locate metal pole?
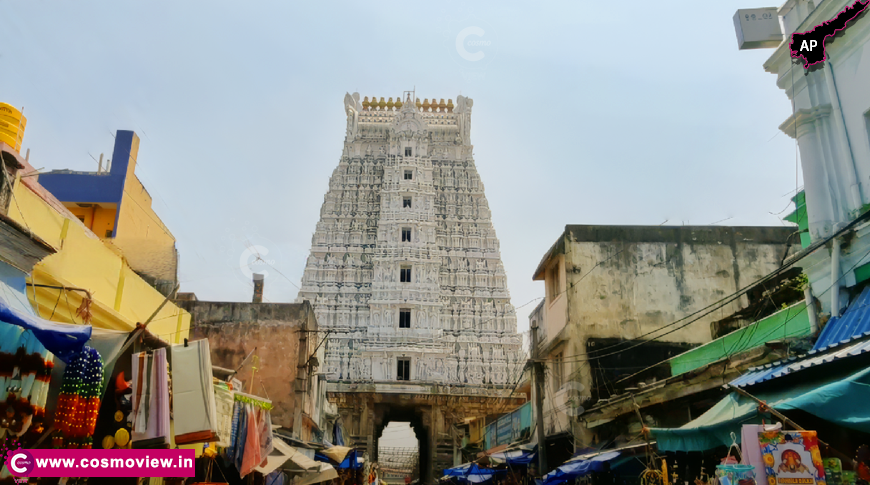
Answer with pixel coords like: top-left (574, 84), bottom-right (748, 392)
top-left (532, 321), bottom-right (547, 475)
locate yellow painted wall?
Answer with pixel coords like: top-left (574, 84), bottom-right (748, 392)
top-left (6, 175), bottom-right (190, 343)
top-left (111, 135), bottom-right (177, 282)
top-left (65, 206), bottom-right (116, 238)
top-left (93, 206), bottom-right (117, 238)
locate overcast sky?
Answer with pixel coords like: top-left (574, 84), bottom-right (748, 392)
top-left (3, 1), bottom-right (799, 337)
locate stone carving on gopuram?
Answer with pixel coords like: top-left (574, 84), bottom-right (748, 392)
top-left (298, 93), bottom-right (523, 395)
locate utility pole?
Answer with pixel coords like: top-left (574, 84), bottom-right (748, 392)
top-left (531, 321), bottom-right (547, 476)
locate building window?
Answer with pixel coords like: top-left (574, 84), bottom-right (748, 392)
top-left (547, 262), bottom-right (561, 302)
top-left (397, 358), bottom-right (411, 380)
top-left (399, 309), bottom-right (411, 328)
top-left (401, 227), bottom-right (412, 242)
top-left (76, 216), bottom-right (85, 223)
top-left (552, 352), bottom-right (563, 389)
top-left (105, 230), bottom-right (113, 238)
top-left (403, 197), bottom-right (412, 208)
top-left (400, 265), bottom-right (412, 283)
top-left (404, 170), bottom-right (413, 180)
top-left (405, 147), bottom-right (412, 157)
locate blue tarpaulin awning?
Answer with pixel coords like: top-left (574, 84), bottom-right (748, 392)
top-left (0, 270), bottom-right (91, 363)
top-left (542, 451), bottom-right (621, 485)
top-left (444, 463), bottom-right (473, 477)
top-left (488, 444), bottom-right (537, 465)
top-left (443, 464), bottom-right (507, 483)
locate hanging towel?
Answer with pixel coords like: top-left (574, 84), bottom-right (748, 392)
top-left (131, 349), bottom-right (170, 447)
top-left (241, 404), bottom-right (263, 477)
top-left (214, 383), bottom-right (235, 447)
top-left (171, 340), bottom-right (218, 444)
top-left (258, 406), bottom-right (273, 461)
top-left (228, 400), bottom-right (241, 456)
top-left (233, 402), bottom-right (248, 473)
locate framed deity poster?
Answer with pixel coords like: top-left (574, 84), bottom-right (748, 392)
top-left (759, 431), bottom-right (827, 485)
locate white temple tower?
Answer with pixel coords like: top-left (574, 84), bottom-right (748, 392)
top-left (298, 93), bottom-right (522, 392)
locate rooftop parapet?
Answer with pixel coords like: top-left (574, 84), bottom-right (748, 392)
top-left (362, 96), bottom-right (455, 113)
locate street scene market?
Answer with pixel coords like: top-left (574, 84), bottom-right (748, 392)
top-left (2, 0), bottom-right (870, 483)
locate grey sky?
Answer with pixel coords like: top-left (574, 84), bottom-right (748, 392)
top-left (2, 1), bottom-right (799, 334)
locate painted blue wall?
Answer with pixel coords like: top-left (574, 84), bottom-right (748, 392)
top-left (37, 130), bottom-right (134, 206)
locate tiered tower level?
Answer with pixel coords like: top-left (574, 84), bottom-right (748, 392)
top-left (298, 93), bottom-right (522, 393)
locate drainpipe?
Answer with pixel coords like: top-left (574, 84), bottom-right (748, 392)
top-left (831, 235), bottom-right (842, 317)
top-left (824, 61), bottom-right (863, 212)
top-left (804, 285), bottom-right (819, 333)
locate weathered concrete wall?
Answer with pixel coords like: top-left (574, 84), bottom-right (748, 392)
top-left (178, 300), bottom-right (316, 430)
top-left (533, 225), bottom-right (796, 445)
top-left (563, 225), bottom-right (795, 345)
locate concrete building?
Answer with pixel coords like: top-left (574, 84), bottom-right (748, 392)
top-left (177, 293), bottom-right (327, 443)
top-left (297, 93), bottom-right (525, 479)
top-left (530, 225), bottom-right (796, 449)
top-left (1, 138), bottom-right (190, 341)
top-left (741, 0), bottom-right (870, 317)
top-left (37, 131), bottom-right (178, 294)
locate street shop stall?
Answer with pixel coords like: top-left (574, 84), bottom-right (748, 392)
top-left (442, 463), bottom-right (508, 484)
top-left (644, 301), bottom-right (870, 485)
top-left (315, 445), bottom-right (363, 485)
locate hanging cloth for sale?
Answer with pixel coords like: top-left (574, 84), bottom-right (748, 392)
top-left (54, 346), bottom-right (103, 449)
top-left (232, 391), bottom-right (273, 478)
top-left (213, 381), bottom-right (235, 448)
top-left (0, 323), bottom-right (53, 440)
top-left (131, 348), bottom-right (170, 448)
top-left (171, 339), bottom-right (218, 445)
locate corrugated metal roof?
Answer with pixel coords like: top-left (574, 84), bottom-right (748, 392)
top-left (814, 286), bottom-right (870, 350)
top-left (730, 336), bottom-right (870, 388)
top-left (727, 284), bottom-right (870, 388)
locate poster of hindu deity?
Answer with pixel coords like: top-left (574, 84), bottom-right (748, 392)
top-left (759, 431), bottom-right (827, 485)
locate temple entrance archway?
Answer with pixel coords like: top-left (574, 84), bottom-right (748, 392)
top-left (375, 418), bottom-right (423, 484)
top-left (329, 389), bottom-right (528, 483)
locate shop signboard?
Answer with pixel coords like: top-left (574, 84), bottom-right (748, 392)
top-left (485, 402), bottom-right (533, 450)
top-left (759, 431), bottom-right (826, 485)
top-left (496, 415), bottom-right (512, 446)
top-left (485, 420), bottom-right (497, 450)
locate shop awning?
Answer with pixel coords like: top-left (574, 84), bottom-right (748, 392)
top-left (488, 445), bottom-right (536, 465)
top-left (543, 451), bottom-right (621, 485)
top-left (444, 463), bottom-right (474, 477)
top-left (650, 365), bottom-right (870, 452)
top-left (295, 463), bottom-right (339, 485)
top-left (321, 445), bottom-right (353, 464)
top-left (442, 464), bottom-right (507, 483)
top-left (0, 286), bottom-right (91, 363)
top-left (255, 437), bottom-right (323, 476)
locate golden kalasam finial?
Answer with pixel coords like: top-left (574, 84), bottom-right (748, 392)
top-left (362, 97), bottom-right (371, 110)
top-left (378, 97), bottom-right (387, 110)
top-left (438, 99), bottom-right (447, 111)
top-left (447, 99), bottom-right (454, 112)
top-left (387, 97), bottom-right (395, 110)
top-left (415, 98), bottom-right (422, 110)
top-left (422, 99), bottom-right (431, 111)
top-left (395, 97), bottom-right (403, 109)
